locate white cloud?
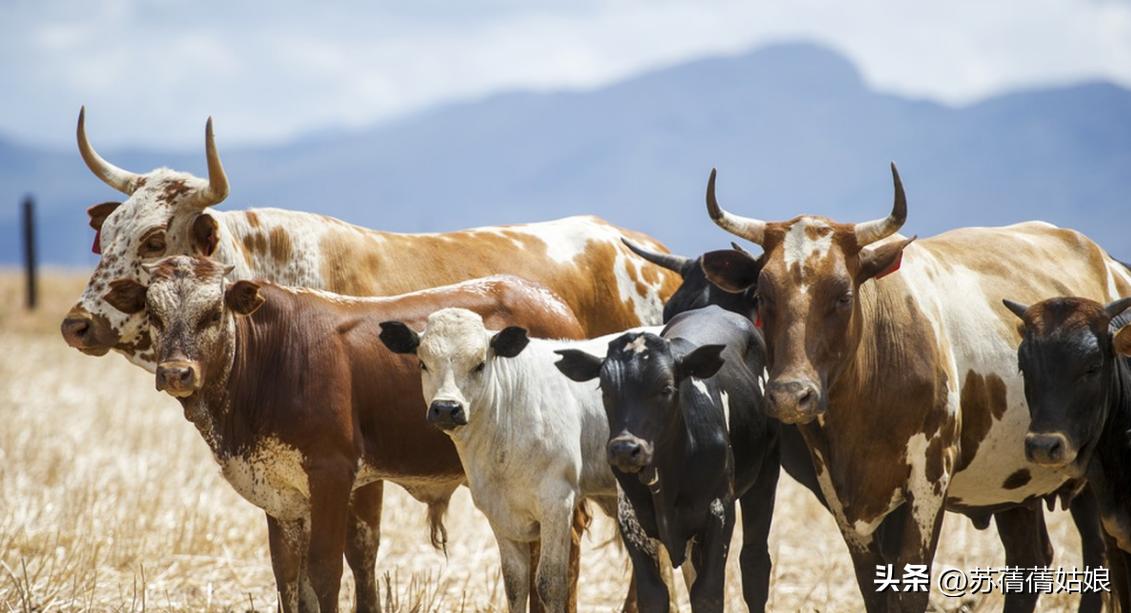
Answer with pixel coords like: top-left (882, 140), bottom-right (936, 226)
top-left (2, 0), bottom-right (1130, 149)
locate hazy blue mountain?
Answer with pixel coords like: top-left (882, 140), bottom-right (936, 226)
top-left (2, 41), bottom-right (1129, 267)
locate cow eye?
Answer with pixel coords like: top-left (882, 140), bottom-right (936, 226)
top-left (661, 384), bottom-right (675, 396)
top-left (836, 293), bottom-right (853, 309)
top-left (200, 309), bottom-right (222, 328)
top-left (474, 362), bottom-right (486, 373)
top-left (139, 233), bottom-right (167, 257)
top-left (1082, 364), bottom-right (1102, 377)
top-left (420, 361), bottom-right (428, 372)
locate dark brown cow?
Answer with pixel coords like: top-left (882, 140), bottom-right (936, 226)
top-left (103, 256), bottom-right (586, 613)
top-left (699, 164), bottom-right (1131, 611)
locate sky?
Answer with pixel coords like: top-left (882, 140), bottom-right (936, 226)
top-left (3, 0), bottom-right (1131, 150)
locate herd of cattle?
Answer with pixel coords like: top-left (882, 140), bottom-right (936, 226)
top-left (55, 107), bottom-right (1131, 613)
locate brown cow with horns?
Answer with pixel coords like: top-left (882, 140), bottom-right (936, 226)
top-left (699, 164), bottom-right (1131, 611)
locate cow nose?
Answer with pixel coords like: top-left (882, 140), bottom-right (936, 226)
top-left (428, 400), bottom-right (467, 429)
top-left (61, 315), bottom-right (91, 344)
top-left (607, 436), bottom-right (650, 473)
top-left (155, 361), bottom-right (200, 397)
top-left (1025, 432), bottom-right (1073, 466)
top-left (765, 379), bottom-right (823, 424)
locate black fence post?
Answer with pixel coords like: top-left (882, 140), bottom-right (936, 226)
top-left (22, 195), bottom-right (37, 310)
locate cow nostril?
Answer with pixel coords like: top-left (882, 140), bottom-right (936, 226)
top-left (1048, 438), bottom-right (1062, 458)
top-left (797, 388), bottom-right (814, 405)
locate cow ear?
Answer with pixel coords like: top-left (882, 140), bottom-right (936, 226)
top-left (1115, 325), bottom-right (1131, 357)
top-left (224, 280), bottom-right (265, 316)
top-left (554, 349), bottom-right (603, 382)
top-left (378, 321), bottom-right (420, 355)
top-left (857, 237), bottom-right (915, 283)
top-left (103, 279), bottom-right (147, 314)
top-left (701, 249), bottom-right (761, 293)
top-left (675, 344), bottom-right (726, 381)
top-left (491, 326), bottom-right (529, 358)
top-left (191, 213), bottom-right (221, 256)
top-left (88, 201), bottom-right (121, 231)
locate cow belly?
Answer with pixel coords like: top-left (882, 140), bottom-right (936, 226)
top-left (220, 437), bottom-right (310, 521)
top-left (948, 401), bottom-right (1073, 507)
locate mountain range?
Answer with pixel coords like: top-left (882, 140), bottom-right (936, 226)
top-left (2, 41), bottom-right (1129, 266)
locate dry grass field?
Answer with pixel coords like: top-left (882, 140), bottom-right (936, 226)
top-left (0, 271), bottom-right (1093, 611)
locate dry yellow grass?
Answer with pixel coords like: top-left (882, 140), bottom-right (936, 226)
top-left (0, 271), bottom-right (1091, 611)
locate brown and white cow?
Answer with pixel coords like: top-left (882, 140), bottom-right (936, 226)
top-left (60, 108), bottom-right (679, 369)
top-left (102, 256), bottom-right (588, 613)
top-left (60, 109), bottom-right (679, 612)
top-left (699, 164), bottom-right (1131, 611)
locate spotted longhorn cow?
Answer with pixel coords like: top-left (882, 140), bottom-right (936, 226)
top-left (699, 164), bottom-right (1131, 611)
top-left (60, 108), bottom-right (679, 368)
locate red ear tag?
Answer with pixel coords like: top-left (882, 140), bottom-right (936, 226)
top-left (754, 311), bottom-right (763, 329)
top-left (92, 228), bottom-right (102, 255)
top-left (875, 251), bottom-right (903, 279)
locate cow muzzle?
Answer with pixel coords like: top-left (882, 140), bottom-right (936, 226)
top-left (1025, 431), bottom-right (1076, 467)
top-left (156, 360), bottom-right (203, 398)
top-left (765, 378), bottom-right (825, 424)
top-left (428, 400), bottom-right (467, 431)
top-left (60, 305), bottom-right (116, 356)
top-left (607, 435), bottom-right (653, 474)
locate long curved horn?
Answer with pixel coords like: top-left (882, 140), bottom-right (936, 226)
top-left (76, 107), bottom-right (142, 195)
top-left (198, 117), bottom-right (229, 206)
top-left (705, 168), bottom-right (766, 245)
top-left (854, 163), bottom-right (908, 247)
top-left (621, 238), bottom-right (690, 273)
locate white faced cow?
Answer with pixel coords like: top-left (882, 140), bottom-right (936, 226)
top-left (379, 308), bottom-right (660, 612)
top-left (700, 164), bottom-right (1131, 611)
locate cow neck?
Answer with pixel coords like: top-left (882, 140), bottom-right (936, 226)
top-left (455, 349), bottom-right (538, 461)
top-left (802, 282), bottom-right (923, 488)
top-left (180, 288), bottom-right (290, 460)
top-left (215, 211), bottom-right (307, 287)
top-left (645, 386), bottom-right (693, 562)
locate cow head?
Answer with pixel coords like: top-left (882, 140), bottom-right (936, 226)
top-left (61, 108), bottom-right (230, 367)
top-left (102, 255), bottom-right (262, 398)
top-left (1004, 296), bottom-right (1131, 472)
top-left (700, 164), bottom-right (914, 424)
top-left (555, 332), bottom-right (725, 477)
top-left (379, 308), bottom-right (530, 432)
top-left (622, 238), bottom-right (760, 323)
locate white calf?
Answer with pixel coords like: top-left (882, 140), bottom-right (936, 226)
top-left (379, 308), bottom-right (659, 612)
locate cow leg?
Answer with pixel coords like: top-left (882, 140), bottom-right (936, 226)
top-left (306, 465), bottom-right (354, 613)
top-left (992, 504), bottom-right (1053, 613)
top-left (688, 499), bottom-right (737, 613)
top-left (496, 536), bottom-right (533, 612)
top-left (345, 481), bottom-right (383, 613)
top-left (267, 514), bottom-right (313, 613)
top-left (1067, 488), bottom-right (1106, 613)
top-left (530, 505), bottom-right (585, 613)
top-left (737, 451), bottom-right (781, 612)
top-left (891, 494), bottom-right (946, 613)
top-left (533, 490), bottom-right (577, 613)
top-left (616, 495), bottom-right (671, 613)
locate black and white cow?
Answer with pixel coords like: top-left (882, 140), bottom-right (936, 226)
top-left (555, 305), bottom-right (778, 612)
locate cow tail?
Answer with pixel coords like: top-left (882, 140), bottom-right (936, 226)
top-left (427, 499), bottom-right (450, 554)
